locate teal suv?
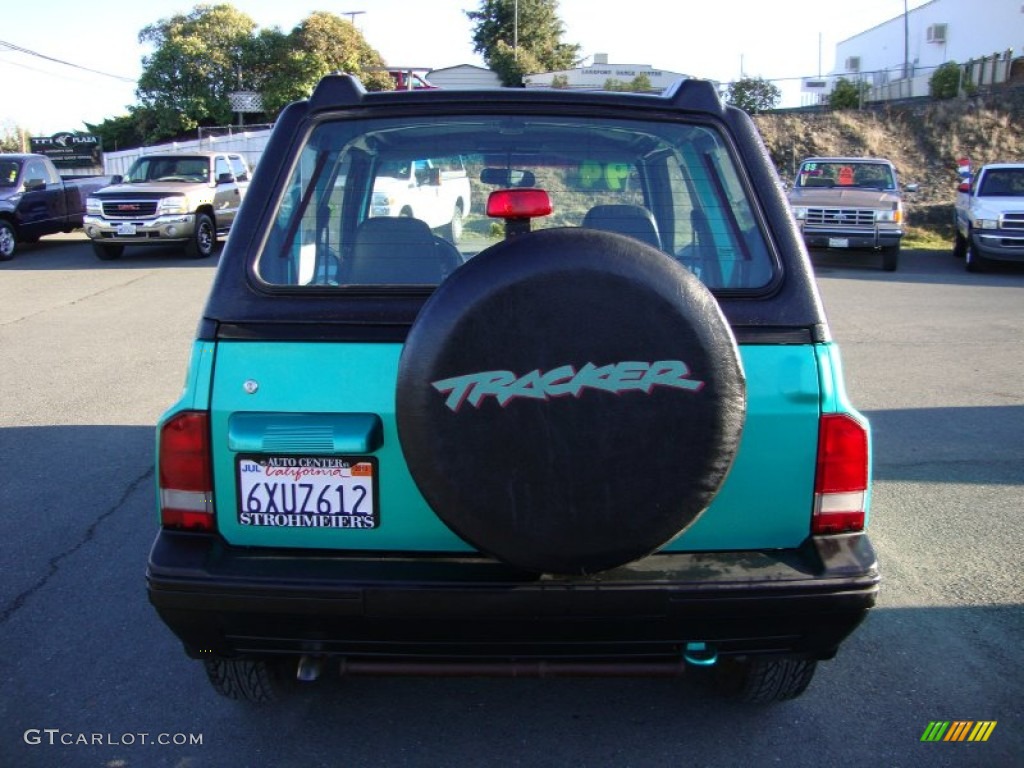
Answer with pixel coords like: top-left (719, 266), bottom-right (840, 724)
top-left (148, 76), bottom-right (878, 704)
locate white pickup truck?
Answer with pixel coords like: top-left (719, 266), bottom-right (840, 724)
top-left (954, 162), bottom-right (1024, 272)
top-left (370, 157), bottom-right (471, 243)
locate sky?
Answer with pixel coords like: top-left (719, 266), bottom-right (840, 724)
top-left (0, 0), bottom-right (930, 136)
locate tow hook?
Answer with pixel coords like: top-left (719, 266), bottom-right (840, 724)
top-left (683, 642), bottom-right (718, 667)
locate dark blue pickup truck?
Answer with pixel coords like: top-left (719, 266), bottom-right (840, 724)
top-left (0, 153), bottom-right (110, 261)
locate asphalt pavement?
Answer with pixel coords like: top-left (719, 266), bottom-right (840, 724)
top-left (1, 234), bottom-right (1021, 767)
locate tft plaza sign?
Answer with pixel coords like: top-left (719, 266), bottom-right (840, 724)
top-left (29, 132), bottom-right (102, 171)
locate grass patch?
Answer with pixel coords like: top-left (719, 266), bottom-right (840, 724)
top-left (903, 225), bottom-right (952, 251)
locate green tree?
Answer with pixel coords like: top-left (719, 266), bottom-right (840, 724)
top-left (85, 108), bottom-right (158, 153)
top-left (130, 5), bottom-right (391, 145)
top-left (1, 123), bottom-right (22, 152)
top-left (259, 11), bottom-right (392, 114)
top-left (929, 61), bottom-right (972, 99)
top-left (136, 4), bottom-right (259, 141)
top-left (467, 0), bottom-right (580, 86)
top-left (829, 77), bottom-right (869, 110)
top-left (603, 74), bottom-right (654, 92)
top-left (726, 76), bottom-right (780, 114)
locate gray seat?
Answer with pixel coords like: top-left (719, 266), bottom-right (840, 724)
top-left (344, 216), bottom-right (460, 285)
top-left (582, 204), bottom-right (662, 250)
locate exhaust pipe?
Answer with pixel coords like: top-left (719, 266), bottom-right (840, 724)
top-left (296, 654), bottom-right (324, 682)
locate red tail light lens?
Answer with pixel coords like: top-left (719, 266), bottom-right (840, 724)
top-left (158, 411), bottom-right (214, 531)
top-left (812, 413), bottom-right (869, 534)
top-left (486, 188), bottom-right (553, 219)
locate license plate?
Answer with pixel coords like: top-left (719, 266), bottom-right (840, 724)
top-left (116, 223), bottom-right (137, 236)
top-left (828, 237), bottom-right (849, 248)
top-left (236, 455), bottom-right (378, 529)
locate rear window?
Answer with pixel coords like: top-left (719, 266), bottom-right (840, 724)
top-left (256, 114), bottom-right (776, 291)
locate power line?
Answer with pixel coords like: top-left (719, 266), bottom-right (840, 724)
top-left (0, 39), bottom-right (135, 82)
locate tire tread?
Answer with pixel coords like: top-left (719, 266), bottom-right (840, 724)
top-left (203, 658), bottom-right (278, 703)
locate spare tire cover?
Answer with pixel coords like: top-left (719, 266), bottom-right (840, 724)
top-left (397, 228), bottom-right (745, 574)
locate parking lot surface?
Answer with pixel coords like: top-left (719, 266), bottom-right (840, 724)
top-left (1, 235), bottom-right (1022, 767)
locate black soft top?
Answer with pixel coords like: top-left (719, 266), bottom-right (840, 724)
top-left (202, 76), bottom-right (829, 345)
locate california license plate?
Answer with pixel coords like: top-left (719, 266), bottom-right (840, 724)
top-left (236, 455), bottom-right (378, 528)
top-left (828, 237), bottom-right (849, 248)
top-left (116, 222), bottom-right (137, 236)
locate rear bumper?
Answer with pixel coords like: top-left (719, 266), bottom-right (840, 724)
top-left (147, 530), bottom-right (879, 667)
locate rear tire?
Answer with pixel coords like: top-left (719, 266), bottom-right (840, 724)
top-left (92, 242), bottom-right (124, 260)
top-left (203, 657), bottom-right (285, 703)
top-left (952, 230), bottom-right (967, 259)
top-left (441, 203), bottom-right (464, 244)
top-left (711, 657), bottom-right (818, 703)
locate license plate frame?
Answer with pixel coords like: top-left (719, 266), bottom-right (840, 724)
top-left (236, 455), bottom-right (379, 529)
top-left (116, 222), bottom-right (138, 236)
top-left (828, 237), bottom-right (850, 248)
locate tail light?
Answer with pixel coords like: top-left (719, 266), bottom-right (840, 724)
top-left (486, 188), bottom-right (553, 220)
top-left (158, 411), bottom-right (214, 531)
top-left (812, 413), bottom-right (869, 534)
top-left (487, 188), bottom-right (552, 238)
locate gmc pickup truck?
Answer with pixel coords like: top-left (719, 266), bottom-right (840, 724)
top-left (787, 156), bottom-right (908, 271)
top-left (84, 151), bottom-right (250, 260)
top-left (953, 162), bottom-right (1024, 272)
top-left (0, 154), bottom-right (110, 261)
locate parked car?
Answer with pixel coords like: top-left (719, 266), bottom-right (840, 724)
top-left (954, 161), bottom-right (1024, 271)
top-left (84, 151), bottom-right (250, 260)
top-left (787, 156), bottom-right (909, 271)
top-left (0, 153), bottom-right (110, 261)
top-left (370, 156), bottom-right (471, 243)
top-left (147, 75), bottom-right (878, 705)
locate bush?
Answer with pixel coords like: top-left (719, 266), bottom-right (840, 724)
top-left (930, 61), bottom-right (973, 99)
top-left (829, 77), bottom-right (869, 110)
top-left (726, 77), bottom-right (781, 114)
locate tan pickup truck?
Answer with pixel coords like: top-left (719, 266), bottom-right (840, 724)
top-left (787, 157), bottom-right (908, 271)
top-left (84, 151), bottom-right (250, 260)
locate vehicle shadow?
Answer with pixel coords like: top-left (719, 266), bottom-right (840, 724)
top-left (57, 604), bottom-right (1017, 767)
top-left (0, 234), bottom-right (223, 271)
top-left (0, 424), bottom-right (1021, 766)
top-left (809, 247), bottom-right (1024, 286)
top-left (865, 405), bottom-right (1024, 485)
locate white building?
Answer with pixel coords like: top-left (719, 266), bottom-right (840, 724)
top-left (524, 53), bottom-right (696, 91)
top-left (830, 0), bottom-right (1022, 101)
top-left (427, 64), bottom-right (502, 89)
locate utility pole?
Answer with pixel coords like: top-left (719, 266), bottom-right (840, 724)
top-left (341, 10), bottom-right (365, 25)
top-left (513, 0), bottom-right (519, 61)
top-left (903, 0), bottom-right (910, 83)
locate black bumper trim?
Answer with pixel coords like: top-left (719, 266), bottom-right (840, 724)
top-left (147, 531), bottom-right (879, 663)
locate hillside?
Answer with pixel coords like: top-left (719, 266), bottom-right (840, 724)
top-left (753, 92), bottom-right (1024, 233)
